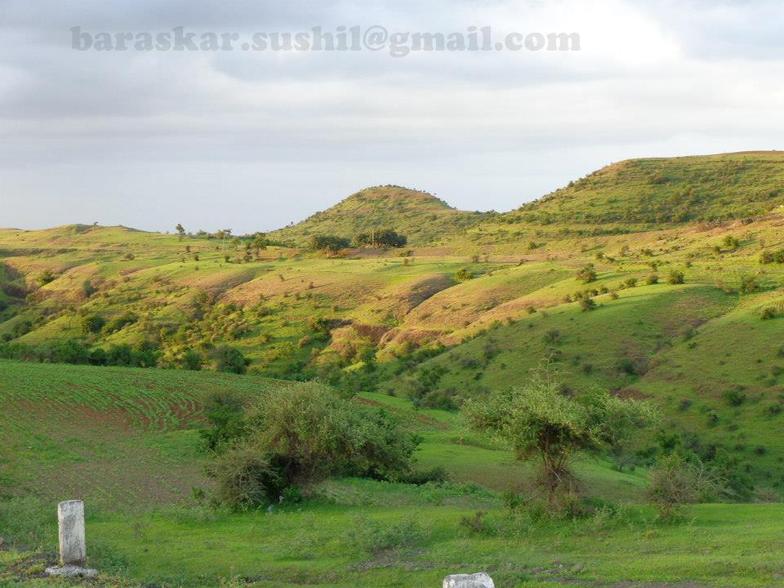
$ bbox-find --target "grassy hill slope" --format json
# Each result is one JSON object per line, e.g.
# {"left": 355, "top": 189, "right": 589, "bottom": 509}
{"left": 504, "top": 151, "right": 784, "bottom": 227}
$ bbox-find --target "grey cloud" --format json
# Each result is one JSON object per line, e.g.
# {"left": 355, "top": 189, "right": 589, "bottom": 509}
{"left": 1, "top": 0, "right": 783, "bottom": 233}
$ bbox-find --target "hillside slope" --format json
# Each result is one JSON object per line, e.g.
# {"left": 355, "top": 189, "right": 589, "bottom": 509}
{"left": 269, "top": 185, "right": 490, "bottom": 246}
{"left": 498, "top": 151, "right": 784, "bottom": 229}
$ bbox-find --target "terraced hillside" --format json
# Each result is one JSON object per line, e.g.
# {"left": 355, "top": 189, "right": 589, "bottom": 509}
{"left": 269, "top": 185, "right": 491, "bottom": 246}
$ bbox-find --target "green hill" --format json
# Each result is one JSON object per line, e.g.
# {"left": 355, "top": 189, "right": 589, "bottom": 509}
{"left": 269, "top": 185, "right": 491, "bottom": 247}
{"left": 500, "top": 151, "right": 784, "bottom": 228}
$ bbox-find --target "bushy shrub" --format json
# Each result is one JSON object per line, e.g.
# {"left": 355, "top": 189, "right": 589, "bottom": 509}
{"left": 668, "top": 270, "right": 685, "bottom": 285}
{"left": 211, "top": 345, "right": 249, "bottom": 374}
{"left": 201, "top": 391, "right": 247, "bottom": 451}
{"left": 181, "top": 349, "right": 203, "bottom": 370}
{"left": 207, "top": 385, "right": 419, "bottom": 508}
{"left": 576, "top": 264, "right": 597, "bottom": 283}
{"left": 81, "top": 314, "right": 105, "bottom": 334}
{"left": 208, "top": 445, "right": 284, "bottom": 510}
{"left": 739, "top": 274, "right": 759, "bottom": 294}
{"left": 102, "top": 312, "right": 138, "bottom": 334}
{"left": 647, "top": 454, "right": 718, "bottom": 520}
{"left": 459, "top": 511, "right": 496, "bottom": 537}
{"left": 455, "top": 268, "right": 474, "bottom": 281}
{"left": 249, "top": 385, "right": 419, "bottom": 484}
{"left": 759, "top": 249, "right": 784, "bottom": 264}
{"left": 723, "top": 386, "right": 746, "bottom": 407}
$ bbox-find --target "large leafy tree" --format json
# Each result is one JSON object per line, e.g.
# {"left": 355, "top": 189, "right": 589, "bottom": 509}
{"left": 464, "top": 367, "right": 658, "bottom": 507}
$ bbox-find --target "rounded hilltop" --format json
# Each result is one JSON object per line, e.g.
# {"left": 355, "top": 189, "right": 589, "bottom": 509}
{"left": 269, "top": 185, "right": 491, "bottom": 247}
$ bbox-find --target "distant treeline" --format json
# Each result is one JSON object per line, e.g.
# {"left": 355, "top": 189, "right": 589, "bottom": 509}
{"left": 310, "top": 228, "right": 408, "bottom": 253}
{"left": 0, "top": 339, "right": 249, "bottom": 374}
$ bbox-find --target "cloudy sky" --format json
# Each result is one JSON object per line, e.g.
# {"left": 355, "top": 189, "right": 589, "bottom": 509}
{"left": 1, "top": 0, "right": 782, "bottom": 233}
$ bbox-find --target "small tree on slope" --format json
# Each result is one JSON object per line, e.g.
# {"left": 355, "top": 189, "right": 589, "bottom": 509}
{"left": 464, "top": 366, "right": 658, "bottom": 510}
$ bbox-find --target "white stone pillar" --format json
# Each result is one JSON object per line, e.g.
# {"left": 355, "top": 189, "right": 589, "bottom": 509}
{"left": 57, "top": 500, "right": 86, "bottom": 567}
{"left": 443, "top": 572, "right": 495, "bottom": 588}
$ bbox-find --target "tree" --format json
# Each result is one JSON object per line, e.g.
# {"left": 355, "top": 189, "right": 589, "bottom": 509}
{"left": 211, "top": 345, "right": 249, "bottom": 374}
{"left": 354, "top": 229, "right": 407, "bottom": 248}
{"left": 309, "top": 235, "right": 350, "bottom": 255}
{"left": 175, "top": 223, "right": 186, "bottom": 240}
{"left": 576, "top": 264, "right": 597, "bottom": 283}
{"left": 252, "top": 233, "right": 268, "bottom": 256}
{"left": 465, "top": 366, "right": 658, "bottom": 509}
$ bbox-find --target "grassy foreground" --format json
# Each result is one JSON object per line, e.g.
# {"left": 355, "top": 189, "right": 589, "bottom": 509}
{"left": 3, "top": 493, "right": 784, "bottom": 587}
{"left": 0, "top": 360, "right": 782, "bottom": 587}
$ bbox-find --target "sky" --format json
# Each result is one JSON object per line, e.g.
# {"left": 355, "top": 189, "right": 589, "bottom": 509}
{"left": 1, "top": 0, "right": 783, "bottom": 234}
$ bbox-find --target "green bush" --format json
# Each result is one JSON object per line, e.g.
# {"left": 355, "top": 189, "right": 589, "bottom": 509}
{"left": 455, "top": 268, "right": 474, "bottom": 281}
{"left": 207, "top": 444, "right": 284, "bottom": 510}
{"left": 201, "top": 391, "right": 247, "bottom": 451}
{"left": 723, "top": 386, "right": 746, "bottom": 407}
{"left": 247, "top": 385, "right": 419, "bottom": 485}
{"left": 211, "top": 345, "right": 249, "bottom": 374}
{"left": 207, "top": 385, "right": 419, "bottom": 508}
{"left": 739, "top": 275, "right": 759, "bottom": 294}
{"left": 102, "top": 312, "right": 138, "bottom": 334}
{"left": 576, "top": 264, "right": 597, "bottom": 283}
{"left": 81, "top": 313, "right": 105, "bottom": 334}
{"left": 181, "top": 349, "right": 203, "bottom": 370}
{"left": 647, "top": 454, "right": 718, "bottom": 520}
{"left": 668, "top": 270, "right": 685, "bottom": 285}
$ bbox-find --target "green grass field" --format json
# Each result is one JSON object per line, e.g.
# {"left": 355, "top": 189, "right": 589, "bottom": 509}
{"left": 1, "top": 360, "right": 783, "bottom": 587}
